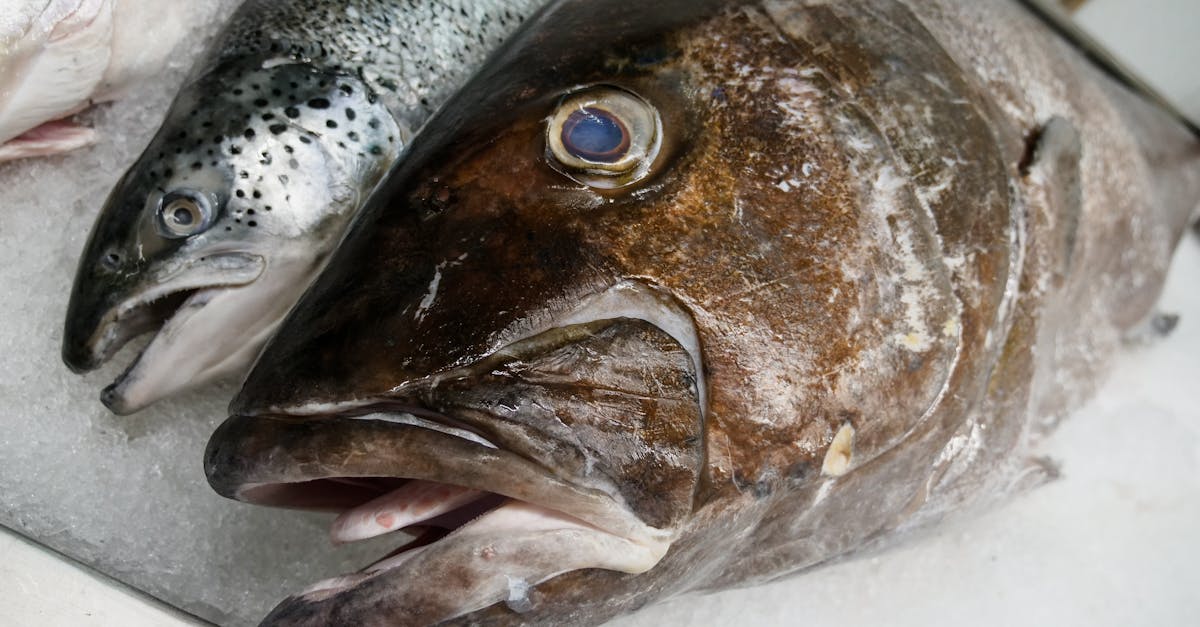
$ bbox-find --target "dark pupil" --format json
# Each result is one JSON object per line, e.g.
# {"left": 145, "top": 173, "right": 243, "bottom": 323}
{"left": 171, "top": 205, "right": 195, "bottom": 226}
{"left": 561, "top": 107, "right": 630, "bottom": 163}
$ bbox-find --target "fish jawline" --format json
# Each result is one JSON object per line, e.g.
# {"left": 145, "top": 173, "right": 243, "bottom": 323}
{"left": 98, "top": 253, "right": 316, "bottom": 414}
{"left": 268, "top": 488, "right": 667, "bottom": 624}
{"left": 101, "top": 285, "right": 261, "bottom": 413}
{"left": 212, "top": 415, "right": 671, "bottom": 624}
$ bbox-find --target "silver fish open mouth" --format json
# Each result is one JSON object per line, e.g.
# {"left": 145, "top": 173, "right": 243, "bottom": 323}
{"left": 206, "top": 284, "right": 707, "bottom": 623}
{"left": 63, "top": 251, "right": 273, "bottom": 413}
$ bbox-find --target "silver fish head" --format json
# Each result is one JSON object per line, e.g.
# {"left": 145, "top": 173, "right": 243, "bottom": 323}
{"left": 62, "top": 57, "right": 401, "bottom": 414}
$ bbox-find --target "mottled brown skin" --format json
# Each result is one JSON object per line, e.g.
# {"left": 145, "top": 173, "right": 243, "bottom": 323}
{"left": 204, "top": 0, "right": 1200, "bottom": 624}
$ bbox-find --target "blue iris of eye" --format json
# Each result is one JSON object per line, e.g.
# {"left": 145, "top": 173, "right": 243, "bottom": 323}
{"left": 560, "top": 107, "right": 630, "bottom": 163}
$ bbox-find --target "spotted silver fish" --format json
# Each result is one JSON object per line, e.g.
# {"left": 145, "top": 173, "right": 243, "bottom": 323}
{"left": 61, "top": 0, "right": 542, "bottom": 413}
{"left": 203, "top": 0, "right": 1200, "bottom": 624}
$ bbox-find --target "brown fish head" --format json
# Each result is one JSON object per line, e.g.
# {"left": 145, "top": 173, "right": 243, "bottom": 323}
{"left": 206, "top": 0, "right": 1016, "bottom": 623}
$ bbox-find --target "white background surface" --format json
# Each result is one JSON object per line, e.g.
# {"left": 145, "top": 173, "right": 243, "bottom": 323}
{"left": 2, "top": 0, "right": 1198, "bottom": 625}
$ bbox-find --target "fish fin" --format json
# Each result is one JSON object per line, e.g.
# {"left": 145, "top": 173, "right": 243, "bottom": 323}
{"left": 1022, "top": 116, "right": 1083, "bottom": 278}
{"left": 0, "top": 119, "right": 96, "bottom": 163}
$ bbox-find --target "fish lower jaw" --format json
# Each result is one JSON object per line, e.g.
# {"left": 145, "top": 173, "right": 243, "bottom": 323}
{"left": 99, "top": 286, "right": 242, "bottom": 414}
{"left": 250, "top": 477, "right": 669, "bottom": 624}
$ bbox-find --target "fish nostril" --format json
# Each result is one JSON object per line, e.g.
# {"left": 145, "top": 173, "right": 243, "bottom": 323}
{"left": 100, "top": 251, "right": 122, "bottom": 271}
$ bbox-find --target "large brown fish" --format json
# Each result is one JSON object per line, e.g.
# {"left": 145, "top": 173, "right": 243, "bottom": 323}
{"left": 204, "top": 0, "right": 1200, "bottom": 623}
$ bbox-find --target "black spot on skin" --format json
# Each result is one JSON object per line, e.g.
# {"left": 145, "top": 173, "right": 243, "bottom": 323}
{"left": 254, "top": 98, "right": 268, "bottom": 107}
{"left": 247, "top": 209, "right": 256, "bottom": 215}
{"left": 236, "top": 190, "right": 245, "bottom": 198}
{"left": 369, "top": 145, "right": 383, "bottom": 155}
{"left": 298, "top": 135, "right": 312, "bottom": 144}
{"left": 233, "top": 88, "right": 243, "bottom": 96}
{"left": 163, "top": 168, "right": 173, "bottom": 178}
{"left": 284, "top": 106, "right": 300, "bottom": 118}
{"left": 269, "top": 124, "right": 287, "bottom": 135}
{"left": 345, "top": 108, "right": 356, "bottom": 121}
{"left": 368, "top": 118, "right": 380, "bottom": 129}
{"left": 348, "top": 131, "right": 359, "bottom": 141}
{"left": 252, "top": 190, "right": 262, "bottom": 199}
{"left": 244, "top": 128, "right": 256, "bottom": 139}
{"left": 191, "top": 162, "right": 202, "bottom": 170}
{"left": 264, "top": 206, "right": 272, "bottom": 211}
{"left": 307, "top": 98, "right": 330, "bottom": 109}
{"left": 213, "top": 135, "right": 223, "bottom": 144}
{"left": 326, "top": 120, "right": 338, "bottom": 128}
{"left": 262, "top": 113, "right": 275, "bottom": 121}
{"left": 231, "top": 146, "right": 242, "bottom": 155}
{"left": 339, "top": 84, "right": 353, "bottom": 95}
{"left": 248, "top": 221, "right": 258, "bottom": 227}
{"left": 283, "top": 145, "right": 293, "bottom": 153}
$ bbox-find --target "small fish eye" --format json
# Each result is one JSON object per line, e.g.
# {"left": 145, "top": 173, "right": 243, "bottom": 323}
{"left": 546, "top": 85, "right": 661, "bottom": 189}
{"left": 156, "top": 190, "right": 215, "bottom": 238}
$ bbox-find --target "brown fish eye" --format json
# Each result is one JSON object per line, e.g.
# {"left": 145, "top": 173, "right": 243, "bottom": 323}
{"left": 157, "top": 190, "right": 214, "bottom": 238}
{"left": 546, "top": 86, "right": 661, "bottom": 189}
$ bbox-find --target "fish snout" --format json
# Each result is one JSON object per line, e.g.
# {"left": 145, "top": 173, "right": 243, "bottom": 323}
{"left": 61, "top": 246, "right": 139, "bottom": 373}
{"left": 61, "top": 286, "right": 117, "bottom": 374}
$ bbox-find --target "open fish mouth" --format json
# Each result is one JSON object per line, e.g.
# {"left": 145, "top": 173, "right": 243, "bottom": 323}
{"left": 206, "top": 410, "right": 676, "bottom": 625}
{"left": 63, "top": 251, "right": 266, "bottom": 413}
{"left": 206, "top": 288, "right": 707, "bottom": 622}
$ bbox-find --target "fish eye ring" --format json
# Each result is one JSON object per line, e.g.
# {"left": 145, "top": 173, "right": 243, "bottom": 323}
{"left": 546, "top": 85, "right": 661, "bottom": 189}
{"left": 156, "top": 189, "right": 216, "bottom": 238}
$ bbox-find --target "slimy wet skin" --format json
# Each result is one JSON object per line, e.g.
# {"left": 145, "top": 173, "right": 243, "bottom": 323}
{"left": 204, "top": 0, "right": 1200, "bottom": 624}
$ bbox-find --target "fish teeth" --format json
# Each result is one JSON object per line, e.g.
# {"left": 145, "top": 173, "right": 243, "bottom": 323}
{"left": 330, "top": 480, "right": 484, "bottom": 544}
